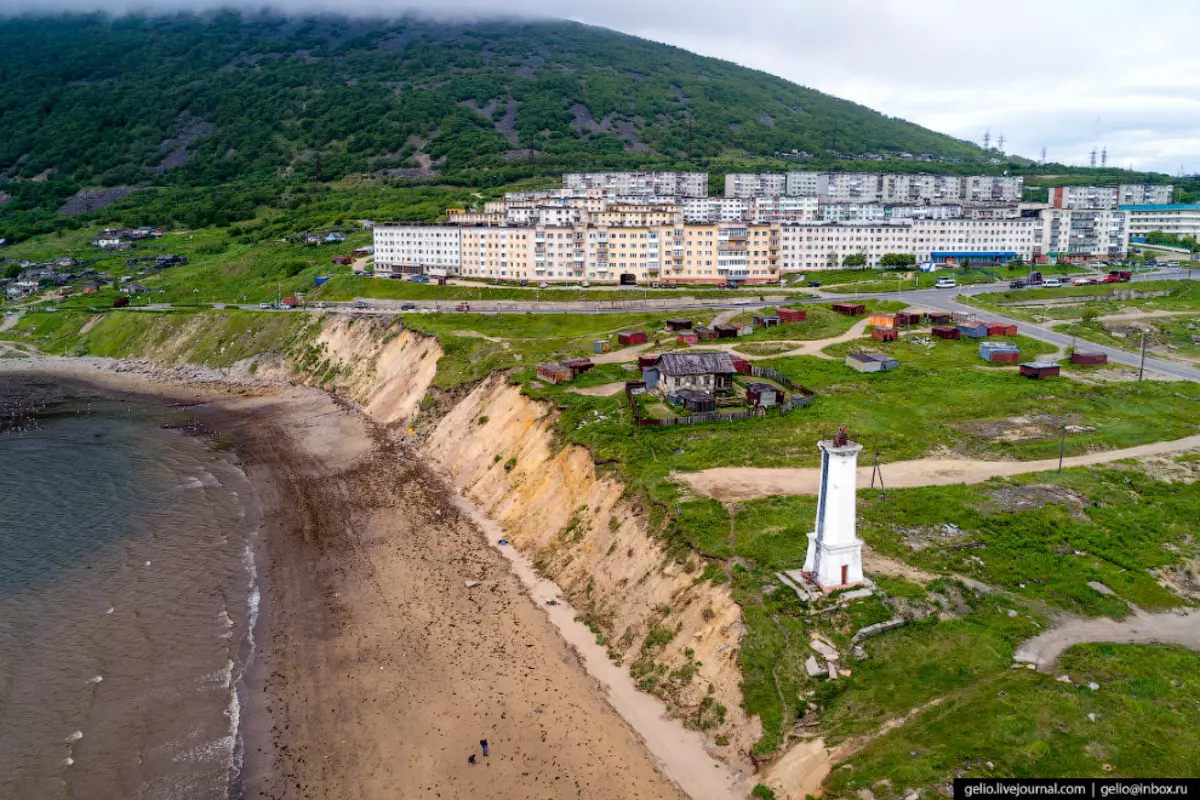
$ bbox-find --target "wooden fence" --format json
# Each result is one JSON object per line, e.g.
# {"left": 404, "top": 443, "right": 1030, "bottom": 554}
{"left": 626, "top": 380, "right": 812, "bottom": 427}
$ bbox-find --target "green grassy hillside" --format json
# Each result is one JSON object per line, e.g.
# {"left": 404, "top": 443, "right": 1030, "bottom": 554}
{"left": 0, "top": 12, "right": 987, "bottom": 191}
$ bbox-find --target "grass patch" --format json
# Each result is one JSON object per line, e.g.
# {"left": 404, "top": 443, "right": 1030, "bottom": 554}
{"left": 829, "top": 644, "right": 1200, "bottom": 792}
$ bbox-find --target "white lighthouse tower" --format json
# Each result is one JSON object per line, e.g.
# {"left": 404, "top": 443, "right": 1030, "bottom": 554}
{"left": 803, "top": 426, "right": 865, "bottom": 591}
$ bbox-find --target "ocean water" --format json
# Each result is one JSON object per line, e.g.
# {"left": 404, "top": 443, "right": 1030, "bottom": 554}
{"left": 0, "top": 376, "right": 261, "bottom": 800}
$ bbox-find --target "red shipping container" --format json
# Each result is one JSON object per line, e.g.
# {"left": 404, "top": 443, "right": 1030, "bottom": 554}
{"left": 1071, "top": 352, "right": 1108, "bottom": 366}
{"left": 987, "top": 351, "right": 1020, "bottom": 363}
{"left": 985, "top": 322, "right": 1018, "bottom": 336}
{"left": 831, "top": 302, "right": 866, "bottom": 316}
{"left": 871, "top": 328, "right": 899, "bottom": 342}
{"left": 676, "top": 334, "right": 698, "bottom": 345}
{"left": 932, "top": 326, "right": 961, "bottom": 340}
{"left": 618, "top": 331, "right": 647, "bottom": 346}
{"left": 777, "top": 308, "right": 807, "bottom": 323}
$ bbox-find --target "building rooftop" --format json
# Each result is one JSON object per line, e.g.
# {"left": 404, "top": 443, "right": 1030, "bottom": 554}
{"left": 1117, "top": 204, "right": 1200, "bottom": 211}
{"left": 656, "top": 351, "right": 737, "bottom": 376}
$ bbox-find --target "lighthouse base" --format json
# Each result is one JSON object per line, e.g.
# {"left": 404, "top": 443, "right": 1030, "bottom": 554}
{"left": 802, "top": 532, "right": 865, "bottom": 593}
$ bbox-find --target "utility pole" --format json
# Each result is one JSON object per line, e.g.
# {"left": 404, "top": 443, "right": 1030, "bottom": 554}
{"left": 1138, "top": 330, "right": 1147, "bottom": 381}
{"left": 1058, "top": 424, "right": 1067, "bottom": 475}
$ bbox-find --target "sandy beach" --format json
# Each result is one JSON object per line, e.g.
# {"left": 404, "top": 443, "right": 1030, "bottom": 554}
{"left": 1, "top": 357, "right": 688, "bottom": 799}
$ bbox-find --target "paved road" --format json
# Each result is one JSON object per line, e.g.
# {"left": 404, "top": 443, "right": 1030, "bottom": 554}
{"left": 117, "top": 269, "right": 1200, "bottom": 381}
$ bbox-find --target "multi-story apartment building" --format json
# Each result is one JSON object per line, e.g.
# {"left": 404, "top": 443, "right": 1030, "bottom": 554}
{"left": 562, "top": 171, "right": 708, "bottom": 197}
{"left": 1119, "top": 184, "right": 1174, "bottom": 206}
{"left": 372, "top": 224, "right": 462, "bottom": 277}
{"left": 1119, "top": 204, "right": 1200, "bottom": 241}
{"left": 880, "top": 173, "right": 966, "bottom": 204}
{"left": 458, "top": 225, "right": 535, "bottom": 281}
{"left": 724, "top": 173, "right": 788, "bottom": 198}
{"left": 821, "top": 173, "right": 883, "bottom": 203}
{"left": 965, "top": 176, "right": 1024, "bottom": 203}
{"left": 819, "top": 203, "right": 889, "bottom": 223}
{"left": 785, "top": 171, "right": 829, "bottom": 198}
{"left": 779, "top": 216, "right": 1039, "bottom": 271}
{"left": 1050, "top": 185, "right": 1173, "bottom": 210}
{"left": 682, "top": 198, "right": 751, "bottom": 223}
{"left": 1037, "top": 209, "right": 1129, "bottom": 261}
{"left": 749, "top": 196, "right": 820, "bottom": 224}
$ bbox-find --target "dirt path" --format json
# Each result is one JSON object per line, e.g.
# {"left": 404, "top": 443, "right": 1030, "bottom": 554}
{"left": 451, "top": 329, "right": 511, "bottom": 347}
{"left": 598, "top": 318, "right": 875, "bottom": 366}
{"left": 567, "top": 381, "right": 626, "bottom": 396}
{"left": 677, "top": 434, "right": 1200, "bottom": 501}
{"left": 709, "top": 308, "right": 741, "bottom": 327}
{"left": 1013, "top": 609, "right": 1200, "bottom": 671}
{"left": 0, "top": 313, "right": 21, "bottom": 334}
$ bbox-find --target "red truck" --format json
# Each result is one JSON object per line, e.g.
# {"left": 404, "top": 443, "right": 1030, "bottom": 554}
{"left": 455, "top": 302, "right": 471, "bottom": 312}
{"left": 1105, "top": 270, "right": 1132, "bottom": 283}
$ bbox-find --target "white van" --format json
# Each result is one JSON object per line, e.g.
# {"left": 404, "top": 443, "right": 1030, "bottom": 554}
{"left": 934, "top": 277, "right": 957, "bottom": 289}
{"left": 1042, "top": 278, "right": 1062, "bottom": 288}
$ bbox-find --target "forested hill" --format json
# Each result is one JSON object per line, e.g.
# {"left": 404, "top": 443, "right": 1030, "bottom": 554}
{"left": 0, "top": 12, "right": 986, "bottom": 188}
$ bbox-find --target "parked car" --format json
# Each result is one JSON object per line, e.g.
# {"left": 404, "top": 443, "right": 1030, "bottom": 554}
{"left": 406, "top": 274, "right": 429, "bottom": 283}
{"left": 1072, "top": 276, "right": 1095, "bottom": 286}
{"left": 539, "top": 282, "right": 549, "bottom": 289}
{"left": 400, "top": 302, "right": 416, "bottom": 311}
{"left": 934, "top": 277, "right": 957, "bottom": 289}
{"left": 807, "top": 280, "right": 823, "bottom": 287}
{"left": 258, "top": 302, "right": 273, "bottom": 309}
{"left": 1009, "top": 279, "right": 1028, "bottom": 289}
{"left": 1042, "top": 278, "right": 1062, "bottom": 288}
{"left": 1028, "top": 271, "right": 1044, "bottom": 286}
{"left": 314, "top": 302, "right": 327, "bottom": 309}
{"left": 353, "top": 299, "right": 368, "bottom": 309}
{"left": 455, "top": 303, "right": 471, "bottom": 312}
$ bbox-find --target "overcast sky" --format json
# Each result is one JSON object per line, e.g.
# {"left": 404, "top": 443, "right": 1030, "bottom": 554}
{"left": 5, "top": 0, "right": 1198, "bottom": 175}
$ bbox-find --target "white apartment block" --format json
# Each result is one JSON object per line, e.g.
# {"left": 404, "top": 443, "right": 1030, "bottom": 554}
{"left": 725, "top": 173, "right": 787, "bottom": 198}
{"left": 372, "top": 224, "right": 462, "bottom": 277}
{"left": 1119, "top": 204, "right": 1200, "bottom": 241}
{"left": 785, "top": 171, "right": 829, "bottom": 198}
{"left": 822, "top": 173, "right": 882, "bottom": 203}
{"left": 1050, "top": 185, "right": 1173, "bottom": 210}
{"left": 562, "top": 171, "right": 708, "bottom": 197}
{"left": 1038, "top": 209, "right": 1129, "bottom": 260}
{"left": 682, "top": 197, "right": 750, "bottom": 223}
{"left": 750, "top": 196, "right": 820, "bottom": 224}
{"left": 966, "top": 176, "right": 1024, "bottom": 203}
{"left": 1119, "top": 184, "right": 1173, "bottom": 206}
{"left": 779, "top": 216, "right": 1039, "bottom": 271}
{"left": 820, "top": 203, "right": 889, "bottom": 222}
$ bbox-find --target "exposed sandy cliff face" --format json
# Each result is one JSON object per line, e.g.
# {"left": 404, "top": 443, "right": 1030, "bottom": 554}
{"left": 424, "top": 373, "right": 760, "bottom": 760}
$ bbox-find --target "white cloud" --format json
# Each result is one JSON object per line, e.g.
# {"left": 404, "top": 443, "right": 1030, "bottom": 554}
{"left": 3, "top": 0, "right": 1196, "bottom": 173}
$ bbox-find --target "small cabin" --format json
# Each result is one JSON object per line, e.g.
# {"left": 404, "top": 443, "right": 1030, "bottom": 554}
{"left": 670, "top": 388, "right": 716, "bottom": 413}
{"left": 694, "top": 326, "right": 717, "bottom": 340}
{"left": 777, "top": 308, "right": 807, "bottom": 323}
{"left": 1019, "top": 361, "right": 1061, "bottom": 380}
{"left": 561, "top": 357, "right": 595, "bottom": 377}
{"left": 926, "top": 312, "right": 952, "bottom": 325}
{"left": 592, "top": 340, "right": 611, "bottom": 354}
{"left": 677, "top": 334, "right": 699, "bottom": 345}
{"left": 831, "top": 302, "right": 867, "bottom": 317}
{"left": 714, "top": 324, "right": 739, "bottom": 339}
{"left": 895, "top": 311, "right": 923, "bottom": 327}
{"left": 1071, "top": 352, "right": 1108, "bottom": 366}
{"left": 752, "top": 314, "right": 781, "bottom": 328}
{"left": 746, "top": 382, "right": 782, "bottom": 408}
{"left": 871, "top": 328, "right": 899, "bottom": 342}
{"left": 618, "top": 331, "right": 647, "bottom": 346}
{"left": 665, "top": 319, "right": 693, "bottom": 332}
{"left": 932, "top": 326, "right": 961, "bottom": 340}
{"left": 537, "top": 363, "right": 573, "bottom": 384}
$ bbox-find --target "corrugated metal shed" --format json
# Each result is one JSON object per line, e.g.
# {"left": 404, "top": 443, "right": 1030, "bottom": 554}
{"left": 746, "top": 383, "right": 781, "bottom": 408}
{"left": 714, "top": 324, "right": 738, "bottom": 339}
{"left": 871, "top": 328, "right": 898, "bottom": 342}
{"left": 1071, "top": 352, "right": 1108, "bottom": 366}
{"left": 778, "top": 308, "right": 807, "bottom": 323}
{"left": 1020, "top": 362, "right": 1061, "bottom": 379}
{"left": 985, "top": 322, "right": 1018, "bottom": 336}
{"left": 537, "top": 363, "right": 573, "bottom": 384}
{"left": 979, "top": 342, "right": 1020, "bottom": 363}
{"left": 593, "top": 340, "right": 611, "bottom": 354}
{"left": 867, "top": 313, "right": 896, "bottom": 329}
{"left": 831, "top": 302, "right": 866, "bottom": 317}
{"left": 846, "top": 353, "right": 898, "bottom": 373}
{"left": 957, "top": 322, "right": 989, "bottom": 338}
{"left": 618, "top": 331, "right": 647, "bottom": 345}
{"left": 932, "top": 326, "right": 961, "bottom": 340}
{"left": 562, "top": 357, "right": 595, "bottom": 376}
{"left": 752, "top": 315, "right": 782, "bottom": 327}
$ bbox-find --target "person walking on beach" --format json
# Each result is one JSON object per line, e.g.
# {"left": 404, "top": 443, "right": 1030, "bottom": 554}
{"left": 468, "top": 754, "right": 476, "bottom": 766}
{"left": 480, "top": 739, "right": 489, "bottom": 757}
